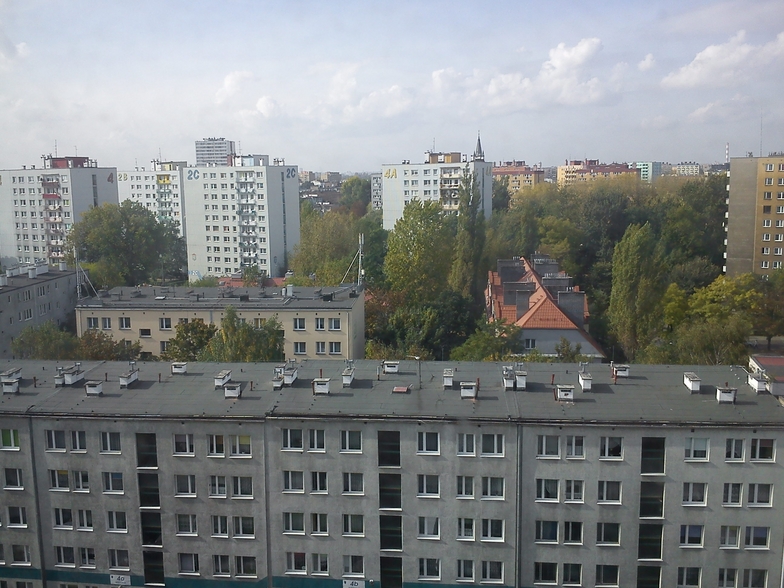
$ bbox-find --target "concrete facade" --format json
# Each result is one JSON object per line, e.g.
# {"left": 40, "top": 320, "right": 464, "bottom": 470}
{"left": 1, "top": 360, "right": 784, "bottom": 588}
{"left": 116, "top": 161, "right": 187, "bottom": 235}
{"left": 195, "top": 138, "right": 236, "bottom": 167}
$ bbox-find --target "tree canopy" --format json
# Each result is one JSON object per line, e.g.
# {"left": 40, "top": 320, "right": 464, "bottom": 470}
{"left": 11, "top": 321, "right": 141, "bottom": 361}
{"left": 199, "top": 307, "right": 284, "bottom": 362}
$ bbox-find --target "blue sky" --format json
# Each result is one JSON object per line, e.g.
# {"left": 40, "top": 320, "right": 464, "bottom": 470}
{"left": 1, "top": 0, "right": 783, "bottom": 172}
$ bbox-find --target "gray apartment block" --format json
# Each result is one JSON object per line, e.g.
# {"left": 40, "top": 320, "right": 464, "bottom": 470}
{"left": 0, "top": 359, "right": 783, "bottom": 588}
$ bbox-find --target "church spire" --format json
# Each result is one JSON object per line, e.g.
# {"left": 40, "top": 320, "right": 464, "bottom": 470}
{"left": 473, "top": 131, "right": 484, "bottom": 161}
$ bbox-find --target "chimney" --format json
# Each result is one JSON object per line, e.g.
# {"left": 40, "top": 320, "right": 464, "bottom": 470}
{"left": 557, "top": 290, "right": 586, "bottom": 328}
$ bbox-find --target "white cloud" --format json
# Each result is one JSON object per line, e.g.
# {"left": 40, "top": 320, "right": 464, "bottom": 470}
{"left": 215, "top": 71, "right": 253, "bottom": 104}
{"left": 342, "top": 85, "right": 413, "bottom": 122}
{"left": 638, "top": 53, "right": 655, "bottom": 71}
{"left": 663, "top": 0, "right": 784, "bottom": 36}
{"left": 688, "top": 94, "right": 753, "bottom": 122}
{"left": 662, "top": 30, "right": 784, "bottom": 88}
{"left": 255, "top": 96, "right": 278, "bottom": 118}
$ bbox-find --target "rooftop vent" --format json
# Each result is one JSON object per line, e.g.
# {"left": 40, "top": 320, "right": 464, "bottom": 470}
{"left": 1, "top": 367, "right": 21, "bottom": 395}
{"left": 342, "top": 361, "right": 355, "bottom": 388}
{"left": 224, "top": 382, "right": 242, "bottom": 398}
{"left": 578, "top": 371, "right": 592, "bottom": 392}
{"left": 85, "top": 380, "right": 103, "bottom": 396}
{"left": 502, "top": 366, "right": 515, "bottom": 390}
{"left": 214, "top": 370, "right": 232, "bottom": 389}
{"left": 716, "top": 385, "right": 737, "bottom": 404}
{"left": 683, "top": 372, "right": 701, "bottom": 393}
{"left": 170, "top": 362, "right": 187, "bottom": 375}
{"left": 383, "top": 360, "right": 400, "bottom": 374}
{"left": 611, "top": 363, "right": 629, "bottom": 379}
{"left": 460, "top": 380, "right": 478, "bottom": 399}
{"left": 443, "top": 368, "right": 454, "bottom": 389}
{"left": 515, "top": 364, "right": 527, "bottom": 390}
{"left": 312, "top": 378, "right": 330, "bottom": 395}
{"left": 555, "top": 384, "right": 575, "bottom": 401}
{"left": 393, "top": 384, "right": 412, "bottom": 394}
{"left": 748, "top": 373, "right": 767, "bottom": 394}
{"left": 55, "top": 363, "right": 84, "bottom": 386}
{"left": 119, "top": 361, "right": 139, "bottom": 388}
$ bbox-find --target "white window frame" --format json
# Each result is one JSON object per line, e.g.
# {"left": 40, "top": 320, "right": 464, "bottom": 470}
{"left": 175, "top": 474, "right": 197, "bottom": 496}
{"left": 457, "top": 433, "right": 475, "bottom": 456}
{"left": 343, "top": 472, "right": 364, "bottom": 495}
{"left": 748, "top": 483, "right": 772, "bottom": 506}
{"left": 536, "top": 478, "right": 559, "bottom": 502}
{"left": 726, "top": 438, "right": 744, "bottom": 462}
{"left": 229, "top": 434, "right": 251, "bottom": 457}
{"left": 417, "top": 474, "right": 439, "bottom": 498}
{"left": 340, "top": 430, "right": 362, "bottom": 453}
{"left": 685, "top": 437, "right": 709, "bottom": 461}
{"left": 599, "top": 436, "right": 623, "bottom": 460}
{"left": 282, "top": 428, "right": 303, "bottom": 451}
{"left": 565, "top": 479, "right": 584, "bottom": 503}
{"left": 457, "top": 517, "right": 474, "bottom": 541}
{"left": 173, "top": 433, "right": 194, "bottom": 456}
{"left": 565, "top": 435, "right": 584, "bottom": 458}
{"left": 480, "top": 518, "right": 504, "bottom": 542}
{"left": 100, "top": 432, "right": 121, "bottom": 453}
{"left": 750, "top": 438, "right": 775, "bottom": 461}
{"left": 283, "top": 470, "right": 304, "bottom": 493}
{"left": 682, "top": 482, "right": 707, "bottom": 505}
{"left": 417, "top": 516, "right": 438, "bottom": 539}
{"left": 417, "top": 431, "right": 440, "bottom": 454}
{"left": 456, "top": 475, "right": 474, "bottom": 499}
{"left": 481, "top": 433, "right": 504, "bottom": 456}
{"left": 720, "top": 525, "right": 740, "bottom": 549}
{"left": 537, "top": 434, "right": 560, "bottom": 458}
{"left": 679, "top": 524, "right": 704, "bottom": 547}
{"left": 723, "top": 482, "right": 742, "bottom": 506}
{"left": 597, "top": 480, "right": 621, "bottom": 504}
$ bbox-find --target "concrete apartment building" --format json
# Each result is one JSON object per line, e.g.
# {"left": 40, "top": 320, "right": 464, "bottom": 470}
{"left": 633, "top": 162, "right": 663, "bottom": 184}
{"left": 195, "top": 138, "right": 236, "bottom": 167}
{"left": 370, "top": 173, "right": 383, "bottom": 211}
{"left": 75, "top": 284, "right": 364, "bottom": 360}
{"left": 181, "top": 154, "right": 300, "bottom": 280}
{"left": 492, "top": 161, "right": 544, "bottom": 193}
{"left": 725, "top": 154, "right": 784, "bottom": 276}
{"left": 1, "top": 358, "right": 784, "bottom": 588}
{"left": 0, "top": 263, "right": 78, "bottom": 358}
{"left": 0, "top": 156, "right": 118, "bottom": 269}
{"left": 117, "top": 161, "right": 187, "bottom": 235}
{"left": 556, "top": 160, "right": 640, "bottom": 188}
{"left": 676, "top": 162, "right": 703, "bottom": 177}
{"left": 380, "top": 138, "right": 492, "bottom": 231}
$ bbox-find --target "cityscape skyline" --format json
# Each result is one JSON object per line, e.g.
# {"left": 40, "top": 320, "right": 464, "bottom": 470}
{"left": 1, "top": 0, "right": 783, "bottom": 172}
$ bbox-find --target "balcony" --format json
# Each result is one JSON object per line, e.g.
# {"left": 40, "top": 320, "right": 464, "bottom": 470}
{"left": 241, "top": 220, "right": 257, "bottom": 227}
{"left": 47, "top": 216, "right": 63, "bottom": 223}
{"left": 43, "top": 192, "right": 61, "bottom": 199}
{"left": 49, "top": 239, "right": 64, "bottom": 246}
{"left": 50, "top": 251, "right": 65, "bottom": 258}
{"left": 46, "top": 204, "right": 62, "bottom": 211}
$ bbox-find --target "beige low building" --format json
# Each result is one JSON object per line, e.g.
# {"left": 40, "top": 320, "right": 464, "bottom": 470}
{"left": 75, "top": 284, "right": 364, "bottom": 360}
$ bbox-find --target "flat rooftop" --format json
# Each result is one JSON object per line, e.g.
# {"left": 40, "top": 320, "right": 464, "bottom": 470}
{"left": 1, "top": 360, "right": 782, "bottom": 427}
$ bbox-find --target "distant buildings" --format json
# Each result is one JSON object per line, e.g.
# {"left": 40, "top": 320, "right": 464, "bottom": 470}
{"left": 486, "top": 254, "right": 604, "bottom": 359}
{"left": 725, "top": 154, "right": 784, "bottom": 276}
{"left": 492, "top": 161, "right": 544, "bottom": 192}
{"left": 117, "top": 160, "right": 187, "bottom": 235}
{"left": 380, "top": 137, "right": 492, "bottom": 231}
{"left": 676, "top": 162, "right": 702, "bottom": 176}
{"left": 633, "top": 161, "right": 663, "bottom": 183}
{"left": 370, "top": 173, "right": 383, "bottom": 211}
{"left": 0, "top": 156, "right": 118, "bottom": 269}
{"left": 556, "top": 159, "right": 640, "bottom": 187}
{"left": 195, "top": 137, "right": 236, "bottom": 166}
{"left": 0, "top": 262, "right": 78, "bottom": 357}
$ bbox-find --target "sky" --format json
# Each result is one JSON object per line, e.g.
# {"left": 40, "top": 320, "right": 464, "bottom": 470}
{"left": 1, "top": 0, "right": 783, "bottom": 173}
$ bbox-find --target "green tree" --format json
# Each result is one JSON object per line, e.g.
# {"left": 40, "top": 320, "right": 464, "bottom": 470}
{"left": 450, "top": 319, "right": 523, "bottom": 361}
{"left": 78, "top": 330, "right": 141, "bottom": 361}
{"left": 67, "top": 201, "right": 186, "bottom": 287}
{"left": 199, "top": 307, "right": 284, "bottom": 362}
{"left": 673, "top": 314, "right": 751, "bottom": 365}
{"left": 190, "top": 276, "right": 220, "bottom": 287}
{"left": 661, "top": 283, "right": 689, "bottom": 331}
{"left": 242, "top": 265, "right": 263, "bottom": 287}
{"left": 554, "top": 337, "right": 583, "bottom": 362}
{"left": 492, "top": 175, "right": 510, "bottom": 211}
{"left": 448, "top": 168, "right": 486, "bottom": 301}
{"left": 339, "top": 176, "right": 371, "bottom": 214}
{"left": 385, "top": 201, "right": 454, "bottom": 305}
{"left": 11, "top": 321, "right": 78, "bottom": 359}
{"left": 160, "top": 319, "right": 218, "bottom": 361}
{"left": 608, "top": 223, "right": 665, "bottom": 360}
{"left": 289, "top": 210, "right": 357, "bottom": 286}
{"left": 354, "top": 211, "right": 388, "bottom": 287}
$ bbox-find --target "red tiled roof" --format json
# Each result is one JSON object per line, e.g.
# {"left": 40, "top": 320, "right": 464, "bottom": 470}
{"left": 515, "top": 296, "right": 579, "bottom": 330}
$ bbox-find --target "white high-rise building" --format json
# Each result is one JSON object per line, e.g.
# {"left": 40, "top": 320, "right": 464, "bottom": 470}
{"left": 380, "top": 137, "right": 492, "bottom": 230}
{"left": 117, "top": 160, "right": 187, "bottom": 236}
{"left": 182, "top": 155, "right": 300, "bottom": 280}
{"left": 195, "top": 137, "right": 236, "bottom": 166}
{"left": 0, "top": 156, "right": 118, "bottom": 268}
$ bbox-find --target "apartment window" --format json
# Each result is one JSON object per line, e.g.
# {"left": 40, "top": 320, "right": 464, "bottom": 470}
{"left": 745, "top": 526, "right": 770, "bottom": 549}
{"left": 640, "top": 482, "right": 664, "bottom": 517}
{"left": 211, "top": 515, "right": 228, "bottom": 537}
{"left": 101, "top": 317, "right": 111, "bottom": 330}
{"left": 679, "top": 524, "right": 703, "bottom": 547}
{"left": 159, "top": 317, "right": 172, "bottom": 330}
{"left": 79, "top": 547, "right": 96, "bottom": 568}
{"left": 723, "top": 482, "right": 742, "bottom": 505}
{"left": 600, "top": 436, "right": 623, "bottom": 459}
{"left": 726, "top": 438, "right": 744, "bottom": 461}
{"left": 329, "top": 317, "right": 341, "bottom": 330}
{"left": 283, "top": 512, "right": 305, "bottom": 534}
{"left": 107, "top": 511, "right": 127, "bottom": 532}
{"left": 177, "top": 514, "right": 197, "bottom": 535}
{"left": 598, "top": 481, "right": 621, "bottom": 503}
{"left": 762, "top": 260, "right": 770, "bottom": 268}
{"left": 682, "top": 482, "right": 706, "bottom": 505}
{"left": 100, "top": 431, "right": 121, "bottom": 453}
{"left": 293, "top": 317, "right": 305, "bottom": 330}
{"left": 536, "top": 520, "right": 558, "bottom": 543}
{"left": 457, "top": 433, "right": 475, "bottom": 455}
{"left": 481, "top": 518, "right": 504, "bottom": 541}
{"left": 537, "top": 434, "right": 559, "bottom": 457}
{"left": 312, "top": 513, "right": 328, "bottom": 535}
{"left": 233, "top": 516, "right": 255, "bottom": 538}
{"left": 5, "top": 468, "right": 23, "bottom": 489}
{"left": 720, "top": 525, "right": 740, "bottom": 548}
{"left": 344, "top": 472, "right": 364, "bottom": 494}
{"left": 87, "top": 317, "right": 98, "bottom": 329}
{"left": 419, "top": 558, "right": 440, "bottom": 580}
{"left": 46, "top": 429, "right": 66, "bottom": 451}
{"left": 283, "top": 470, "right": 304, "bottom": 492}
{"left": 316, "top": 341, "right": 326, "bottom": 354}
{"left": 294, "top": 342, "right": 306, "bottom": 354}
{"left": 417, "top": 474, "right": 438, "bottom": 497}
{"left": 315, "top": 317, "right": 325, "bottom": 330}
{"left": 764, "top": 219, "right": 772, "bottom": 226}
{"left": 719, "top": 569, "right": 737, "bottom": 588}
{"left": 481, "top": 476, "right": 504, "bottom": 499}
{"left": 685, "top": 437, "right": 709, "bottom": 460}
{"left": 417, "top": 516, "right": 438, "bottom": 539}
{"left": 140, "top": 328, "right": 151, "bottom": 337}
{"left": 343, "top": 555, "right": 364, "bottom": 577}
{"left": 596, "top": 565, "right": 619, "bottom": 586}
{"left": 55, "top": 546, "right": 75, "bottom": 567}
{"left": 564, "top": 521, "right": 583, "bottom": 544}
{"left": 311, "top": 471, "right": 328, "bottom": 493}
{"left": 175, "top": 474, "right": 196, "bottom": 496}
{"left": 457, "top": 517, "right": 475, "bottom": 540}
{"left": 309, "top": 429, "right": 325, "bottom": 451}
{"left": 173, "top": 434, "right": 194, "bottom": 455}
{"left": 534, "top": 562, "right": 557, "bottom": 584}
{"left": 54, "top": 507, "right": 73, "bottom": 528}
{"left": 525, "top": 338, "right": 536, "bottom": 350}
{"left": 565, "top": 435, "right": 584, "bottom": 458}
{"left": 536, "top": 478, "right": 559, "bottom": 501}
{"left": 456, "top": 475, "right": 474, "bottom": 498}
{"left": 229, "top": 434, "right": 251, "bottom": 456}
{"left": 481, "top": 433, "right": 504, "bottom": 456}
{"left": 677, "top": 567, "right": 701, "bottom": 587}
{"left": 282, "top": 428, "right": 303, "bottom": 450}
{"left": 208, "top": 434, "right": 224, "bottom": 456}
{"left": 119, "top": 316, "right": 131, "bottom": 329}
{"left": 108, "top": 549, "right": 130, "bottom": 570}
{"left": 748, "top": 483, "right": 772, "bottom": 506}
{"left": 418, "top": 431, "right": 439, "bottom": 454}
{"left": 565, "top": 479, "right": 583, "bottom": 502}
{"left": 1, "top": 429, "right": 20, "bottom": 449}
{"left": 77, "top": 509, "right": 92, "bottom": 530}
{"left": 209, "top": 475, "right": 227, "bottom": 497}
{"left": 178, "top": 553, "right": 199, "bottom": 575}
{"left": 457, "top": 559, "right": 474, "bottom": 581}
{"left": 743, "top": 569, "right": 767, "bottom": 588}
{"left": 232, "top": 476, "right": 253, "bottom": 498}
{"left": 563, "top": 563, "right": 582, "bottom": 586}
{"left": 8, "top": 506, "right": 28, "bottom": 527}
{"left": 341, "top": 430, "right": 362, "bottom": 452}
{"left": 70, "top": 430, "right": 86, "bottom": 451}
{"left": 638, "top": 524, "right": 663, "bottom": 559}
{"left": 751, "top": 438, "right": 775, "bottom": 461}
{"left": 49, "top": 469, "right": 69, "bottom": 490}
{"left": 596, "top": 522, "right": 620, "bottom": 545}
{"left": 765, "top": 178, "right": 774, "bottom": 185}
{"left": 286, "top": 552, "right": 306, "bottom": 574}
{"left": 482, "top": 561, "right": 504, "bottom": 583}
{"left": 312, "top": 553, "right": 329, "bottom": 574}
